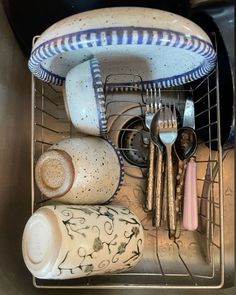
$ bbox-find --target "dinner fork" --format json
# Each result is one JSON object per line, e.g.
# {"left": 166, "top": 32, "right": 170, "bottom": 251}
{"left": 145, "top": 89, "right": 158, "bottom": 211}
{"left": 158, "top": 105, "right": 177, "bottom": 237}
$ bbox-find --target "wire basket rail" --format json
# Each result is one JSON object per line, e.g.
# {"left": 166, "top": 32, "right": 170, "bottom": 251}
{"left": 30, "top": 33, "right": 224, "bottom": 289}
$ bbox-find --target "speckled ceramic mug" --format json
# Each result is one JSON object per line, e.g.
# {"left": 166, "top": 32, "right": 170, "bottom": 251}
{"left": 64, "top": 57, "right": 107, "bottom": 136}
{"left": 22, "top": 204, "right": 144, "bottom": 279}
{"left": 35, "top": 136, "right": 124, "bottom": 204}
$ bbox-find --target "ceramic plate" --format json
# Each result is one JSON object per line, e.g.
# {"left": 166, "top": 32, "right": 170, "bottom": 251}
{"left": 29, "top": 7, "right": 216, "bottom": 88}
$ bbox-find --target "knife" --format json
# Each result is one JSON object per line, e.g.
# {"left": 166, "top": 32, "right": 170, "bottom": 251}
{"left": 182, "top": 97, "right": 198, "bottom": 231}
{"left": 174, "top": 97, "right": 198, "bottom": 237}
{"left": 183, "top": 98, "right": 195, "bottom": 130}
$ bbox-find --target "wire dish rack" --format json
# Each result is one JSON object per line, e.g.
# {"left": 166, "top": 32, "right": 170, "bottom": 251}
{"left": 30, "top": 33, "right": 224, "bottom": 289}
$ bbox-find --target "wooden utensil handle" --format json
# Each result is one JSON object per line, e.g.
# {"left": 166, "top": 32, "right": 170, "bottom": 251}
{"left": 162, "top": 158, "right": 168, "bottom": 222}
{"left": 145, "top": 142, "right": 155, "bottom": 211}
{"left": 154, "top": 147, "right": 163, "bottom": 227}
{"left": 175, "top": 159, "right": 187, "bottom": 213}
{"left": 166, "top": 145, "right": 176, "bottom": 236}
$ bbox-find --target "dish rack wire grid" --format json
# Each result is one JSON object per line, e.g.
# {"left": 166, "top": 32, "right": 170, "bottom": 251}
{"left": 31, "top": 33, "right": 224, "bottom": 289}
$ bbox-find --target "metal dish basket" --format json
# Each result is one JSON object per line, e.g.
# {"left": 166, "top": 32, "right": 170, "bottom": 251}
{"left": 30, "top": 33, "right": 224, "bottom": 289}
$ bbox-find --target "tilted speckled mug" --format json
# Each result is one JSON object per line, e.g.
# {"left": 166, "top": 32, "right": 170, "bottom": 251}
{"left": 35, "top": 136, "right": 124, "bottom": 204}
{"left": 22, "top": 205, "right": 144, "bottom": 279}
{"left": 64, "top": 58, "right": 107, "bottom": 136}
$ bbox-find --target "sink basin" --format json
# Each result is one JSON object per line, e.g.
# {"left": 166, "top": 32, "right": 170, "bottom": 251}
{"left": 0, "top": 2, "right": 234, "bottom": 294}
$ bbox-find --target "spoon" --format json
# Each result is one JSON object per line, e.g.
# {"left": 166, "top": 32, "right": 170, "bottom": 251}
{"left": 175, "top": 127, "right": 197, "bottom": 162}
{"left": 175, "top": 126, "right": 198, "bottom": 231}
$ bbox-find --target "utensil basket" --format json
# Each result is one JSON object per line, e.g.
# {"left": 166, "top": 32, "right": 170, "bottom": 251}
{"left": 31, "top": 33, "right": 224, "bottom": 289}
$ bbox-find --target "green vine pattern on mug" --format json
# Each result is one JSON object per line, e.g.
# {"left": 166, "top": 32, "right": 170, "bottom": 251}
{"left": 112, "top": 226, "right": 141, "bottom": 263}
{"left": 54, "top": 205, "right": 143, "bottom": 277}
{"left": 61, "top": 209, "right": 89, "bottom": 239}
{"left": 57, "top": 250, "right": 111, "bottom": 276}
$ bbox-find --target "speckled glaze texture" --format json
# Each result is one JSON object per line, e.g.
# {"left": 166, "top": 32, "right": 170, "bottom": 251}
{"left": 35, "top": 137, "right": 124, "bottom": 204}
{"left": 28, "top": 7, "right": 216, "bottom": 88}
{"left": 22, "top": 205, "right": 144, "bottom": 279}
{"left": 64, "top": 58, "right": 107, "bottom": 136}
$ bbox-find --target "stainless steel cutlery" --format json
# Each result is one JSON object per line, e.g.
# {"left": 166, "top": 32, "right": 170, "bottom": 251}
{"left": 145, "top": 95, "right": 197, "bottom": 238}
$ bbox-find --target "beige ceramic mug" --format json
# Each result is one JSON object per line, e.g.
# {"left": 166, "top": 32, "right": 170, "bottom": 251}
{"left": 22, "top": 204, "right": 144, "bottom": 279}
{"left": 35, "top": 136, "right": 124, "bottom": 204}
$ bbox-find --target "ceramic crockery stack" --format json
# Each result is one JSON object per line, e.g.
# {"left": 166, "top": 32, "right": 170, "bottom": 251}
{"left": 35, "top": 136, "right": 124, "bottom": 204}
{"left": 22, "top": 204, "right": 144, "bottom": 279}
{"left": 28, "top": 7, "right": 216, "bottom": 89}
{"left": 63, "top": 58, "right": 107, "bottom": 136}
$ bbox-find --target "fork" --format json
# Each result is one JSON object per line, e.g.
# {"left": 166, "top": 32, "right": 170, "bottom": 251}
{"left": 145, "top": 89, "right": 158, "bottom": 211}
{"left": 158, "top": 105, "right": 178, "bottom": 237}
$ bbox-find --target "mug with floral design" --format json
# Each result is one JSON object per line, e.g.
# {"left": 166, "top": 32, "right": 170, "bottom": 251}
{"left": 22, "top": 204, "right": 144, "bottom": 279}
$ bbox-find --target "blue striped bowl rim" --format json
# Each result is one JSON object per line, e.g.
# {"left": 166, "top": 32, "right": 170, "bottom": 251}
{"left": 29, "top": 26, "right": 216, "bottom": 88}
{"left": 104, "top": 139, "right": 125, "bottom": 204}
{"left": 89, "top": 58, "right": 107, "bottom": 135}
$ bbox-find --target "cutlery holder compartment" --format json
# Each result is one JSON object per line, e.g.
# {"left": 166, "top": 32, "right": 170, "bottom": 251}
{"left": 31, "top": 34, "right": 224, "bottom": 289}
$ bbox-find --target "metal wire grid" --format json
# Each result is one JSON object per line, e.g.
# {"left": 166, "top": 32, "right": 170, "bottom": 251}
{"left": 104, "top": 66, "right": 223, "bottom": 287}
{"left": 30, "top": 34, "right": 223, "bottom": 289}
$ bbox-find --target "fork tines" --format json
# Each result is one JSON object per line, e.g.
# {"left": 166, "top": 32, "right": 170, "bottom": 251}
{"left": 146, "top": 87, "right": 161, "bottom": 113}
{"left": 158, "top": 103, "right": 177, "bottom": 129}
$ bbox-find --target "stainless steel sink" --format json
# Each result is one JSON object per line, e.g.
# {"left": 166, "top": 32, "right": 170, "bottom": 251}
{"left": 0, "top": 1, "right": 234, "bottom": 294}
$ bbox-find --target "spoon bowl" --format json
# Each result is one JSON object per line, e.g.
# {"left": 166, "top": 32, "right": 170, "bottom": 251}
{"left": 174, "top": 127, "right": 197, "bottom": 161}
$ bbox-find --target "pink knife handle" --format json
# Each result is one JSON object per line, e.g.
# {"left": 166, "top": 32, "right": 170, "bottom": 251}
{"left": 183, "top": 157, "right": 198, "bottom": 231}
